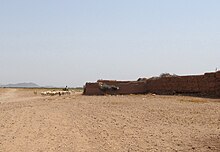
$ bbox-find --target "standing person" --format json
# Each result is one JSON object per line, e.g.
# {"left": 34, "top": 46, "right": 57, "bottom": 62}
{"left": 63, "top": 86, "right": 68, "bottom": 91}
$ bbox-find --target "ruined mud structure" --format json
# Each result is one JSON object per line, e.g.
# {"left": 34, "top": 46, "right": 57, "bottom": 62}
{"left": 83, "top": 71, "right": 220, "bottom": 98}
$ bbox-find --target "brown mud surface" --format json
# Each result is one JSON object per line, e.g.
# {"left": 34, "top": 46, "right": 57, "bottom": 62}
{"left": 0, "top": 88, "right": 219, "bottom": 152}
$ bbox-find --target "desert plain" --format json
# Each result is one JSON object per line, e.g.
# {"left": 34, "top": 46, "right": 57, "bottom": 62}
{"left": 0, "top": 88, "right": 219, "bottom": 152}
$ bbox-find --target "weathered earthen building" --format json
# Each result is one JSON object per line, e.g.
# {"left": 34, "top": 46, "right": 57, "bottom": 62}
{"left": 83, "top": 71, "right": 220, "bottom": 98}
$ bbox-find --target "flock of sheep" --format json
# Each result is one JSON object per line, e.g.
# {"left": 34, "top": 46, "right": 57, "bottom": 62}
{"left": 40, "top": 90, "right": 73, "bottom": 96}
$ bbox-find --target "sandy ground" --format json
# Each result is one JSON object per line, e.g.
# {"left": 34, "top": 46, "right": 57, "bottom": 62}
{"left": 0, "top": 88, "right": 219, "bottom": 152}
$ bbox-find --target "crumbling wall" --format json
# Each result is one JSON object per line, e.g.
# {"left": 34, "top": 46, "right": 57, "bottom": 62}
{"left": 83, "top": 71, "right": 220, "bottom": 97}
{"left": 83, "top": 83, "right": 103, "bottom": 95}
{"left": 83, "top": 81, "right": 146, "bottom": 95}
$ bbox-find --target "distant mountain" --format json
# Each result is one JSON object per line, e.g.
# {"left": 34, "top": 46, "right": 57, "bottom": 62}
{"left": 0, "top": 82, "right": 40, "bottom": 88}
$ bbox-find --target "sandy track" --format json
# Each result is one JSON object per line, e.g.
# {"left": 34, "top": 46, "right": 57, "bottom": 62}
{"left": 0, "top": 89, "right": 220, "bottom": 152}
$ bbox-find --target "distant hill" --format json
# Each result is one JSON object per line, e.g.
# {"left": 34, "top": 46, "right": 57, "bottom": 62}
{"left": 0, "top": 82, "right": 40, "bottom": 88}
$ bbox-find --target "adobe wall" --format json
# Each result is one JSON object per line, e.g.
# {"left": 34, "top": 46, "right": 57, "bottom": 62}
{"left": 83, "top": 71, "right": 220, "bottom": 97}
{"left": 83, "top": 81, "right": 146, "bottom": 95}
{"left": 146, "top": 71, "right": 220, "bottom": 97}
{"left": 214, "top": 71, "right": 220, "bottom": 97}
{"left": 83, "top": 82, "right": 104, "bottom": 95}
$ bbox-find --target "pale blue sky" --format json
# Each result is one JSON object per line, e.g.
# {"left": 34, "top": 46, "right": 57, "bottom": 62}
{"left": 0, "top": 0, "right": 219, "bottom": 87}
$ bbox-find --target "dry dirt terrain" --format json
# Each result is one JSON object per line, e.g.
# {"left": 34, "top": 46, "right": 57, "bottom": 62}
{"left": 0, "top": 88, "right": 219, "bottom": 152}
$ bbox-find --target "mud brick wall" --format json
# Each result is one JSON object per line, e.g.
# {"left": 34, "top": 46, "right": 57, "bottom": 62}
{"left": 98, "top": 80, "right": 146, "bottom": 95}
{"left": 146, "top": 72, "right": 219, "bottom": 97}
{"left": 215, "top": 71, "right": 220, "bottom": 97}
{"left": 83, "top": 71, "right": 220, "bottom": 97}
{"left": 146, "top": 76, "right": 203, "bottom": 94}
{"left": 83, "top": 83, "right": 104, "bottom": 95}
{"left": 84, "top": 81, "right": 146, "bottom": 95}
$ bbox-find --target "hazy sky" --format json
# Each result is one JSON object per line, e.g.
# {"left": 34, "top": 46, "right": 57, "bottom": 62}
{"left": 0, "top": 0, "right": 219, "bottom": 87}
